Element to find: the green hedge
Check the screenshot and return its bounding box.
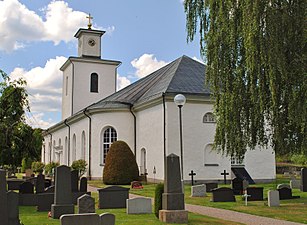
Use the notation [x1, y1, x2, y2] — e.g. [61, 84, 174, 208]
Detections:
[154, 183, 164, 218]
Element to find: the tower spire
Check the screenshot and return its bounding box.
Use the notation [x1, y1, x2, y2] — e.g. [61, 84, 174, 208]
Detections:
[86, 13, 93, 29]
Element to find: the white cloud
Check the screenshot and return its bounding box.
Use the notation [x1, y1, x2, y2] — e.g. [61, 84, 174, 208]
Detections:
[131, 54, 167, 78]
[25, 112, 56, 129]
[0, 0, 115, 52]
[9, 56, 67, 128]
[117, 75, 131, 90]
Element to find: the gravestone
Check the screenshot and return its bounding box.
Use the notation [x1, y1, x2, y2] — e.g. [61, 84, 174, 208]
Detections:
[301, 168, 307, 192]
[189, 170, 196, 186]
[0, 169, 8, 225]
[98, 186, 129, 209]
[126, 197, 152, 214]
[231, 177, 243, 195]
[246, 187, 263, 201]
[35, 174, 45, 193]
[37, 193, 54, 211]
[60, 213, 99, 225]
[268, 190, 279, 207]
[19, 181, 34, 194]
[159, 153, 188, 223]
[78, 194, 95, 214]
[51, 165, 74, 219]
[277, 183, 290, 189]
[212, 187, 236, 202]
[7, 179, 24, 191]
[100, 213, 115, 225]
[45, 185, 55, 193]
[221, 170, 229, 184]
[290, 179, 300, 189]
[80, 177, 87, 192]
[7, 191, 20, 225]
[71, 170, 79, 192]
[277, 187, 300, 200]
[191, 184, 206, 197]
[205, 183, 218, 192]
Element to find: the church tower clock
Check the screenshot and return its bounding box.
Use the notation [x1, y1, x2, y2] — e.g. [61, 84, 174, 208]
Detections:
[60, 15, 121, 120]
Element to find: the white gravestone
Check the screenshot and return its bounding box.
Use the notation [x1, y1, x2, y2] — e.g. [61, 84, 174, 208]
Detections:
[268, 190, 280, 207]
[191, 184, 206, 197]
[127, 197, 152, 214]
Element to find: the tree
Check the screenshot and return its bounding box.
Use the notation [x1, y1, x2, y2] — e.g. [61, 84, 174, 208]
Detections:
[0, 69, 41, 168]
[184, 0, 306, 157]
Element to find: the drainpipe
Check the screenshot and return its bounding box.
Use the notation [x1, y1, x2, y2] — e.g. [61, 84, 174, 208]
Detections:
[64, 119, 71, 165]
[129, 105, 137, 157]
[162, 93, 166, 180]
[46, 130, 52, 163]
[83, 109, 92, 180]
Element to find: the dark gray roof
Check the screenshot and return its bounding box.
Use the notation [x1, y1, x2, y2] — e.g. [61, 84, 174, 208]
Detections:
[88, 55, 209, 110]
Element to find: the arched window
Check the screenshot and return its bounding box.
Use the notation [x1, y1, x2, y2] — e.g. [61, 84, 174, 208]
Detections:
[203, 112, 216, 123]
[140, 148, 147, 175]
[101, 127, 117, 164]
[81, 131, 86, 160]
[90, 73, 98, 93]
[64, 136, 68, 165]
[72, 134, 76, 163]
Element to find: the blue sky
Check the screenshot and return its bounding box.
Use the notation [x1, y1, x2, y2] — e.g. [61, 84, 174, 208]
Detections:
[0, 0, 201, 128]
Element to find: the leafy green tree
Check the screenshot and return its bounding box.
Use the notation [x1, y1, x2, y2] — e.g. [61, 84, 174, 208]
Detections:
[184, 0, 306, 157]
[71, 159, 87, 177]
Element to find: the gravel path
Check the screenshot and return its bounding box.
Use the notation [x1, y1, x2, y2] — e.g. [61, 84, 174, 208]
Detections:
[89, 186, 303, 225]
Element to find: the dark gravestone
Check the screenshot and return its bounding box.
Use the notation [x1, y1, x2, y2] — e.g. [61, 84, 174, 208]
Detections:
[19, 181, 34, 194]
[162, 153, 184, 210]
[278, 187, 293, 200]
[71, 170, 79, 192]
[7, 191, 20, 225]
[98, 186, 129, 209]
[301, 168, 307, 192]
[7, 179, 24, 191]
[0, 169, 8, 225]
[18, 193, 37, 206]
[45, 179, 52, 188]
[231, 177, 243, 195]
[35, 174, 45, 193]
[205, 183, 218, 192]
[80, 177, 88, 192]
[212, 187, 236, 202]
[37, 193, 54, 211]
[78, 194, 95, 214]
[51, 165, 74, 219]
[246, 187, 263, 201]
[189, 170, 196, 186]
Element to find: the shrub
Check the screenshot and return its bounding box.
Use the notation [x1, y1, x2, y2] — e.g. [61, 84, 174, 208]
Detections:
[44, 161, 59, 176]
[21, 158, 32, 173]
[71, 159, 87, 177]
[154, 183, 164, 218]
[31, 161, 45, 174]
[103, 140, 139, 185]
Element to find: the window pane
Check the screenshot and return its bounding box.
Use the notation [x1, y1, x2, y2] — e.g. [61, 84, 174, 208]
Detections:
[90, 73, 98, 92]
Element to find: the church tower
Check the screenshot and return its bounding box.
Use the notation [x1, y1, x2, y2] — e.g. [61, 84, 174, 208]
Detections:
[60, 17, 121, 120]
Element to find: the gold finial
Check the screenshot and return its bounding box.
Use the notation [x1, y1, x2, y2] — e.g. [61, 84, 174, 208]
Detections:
[86, 13, 93, 29]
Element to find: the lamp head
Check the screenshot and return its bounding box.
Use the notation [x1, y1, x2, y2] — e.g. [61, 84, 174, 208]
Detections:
[174, 94, 186, 107]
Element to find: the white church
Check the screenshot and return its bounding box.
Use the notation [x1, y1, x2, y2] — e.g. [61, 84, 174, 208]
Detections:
[42, 25, 276, 183]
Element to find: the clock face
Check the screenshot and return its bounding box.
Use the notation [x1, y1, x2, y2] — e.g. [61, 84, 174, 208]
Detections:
[88, 38, 96, 47]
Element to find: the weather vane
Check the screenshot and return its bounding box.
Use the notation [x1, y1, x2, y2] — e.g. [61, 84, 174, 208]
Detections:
[86, 13, 93, 29]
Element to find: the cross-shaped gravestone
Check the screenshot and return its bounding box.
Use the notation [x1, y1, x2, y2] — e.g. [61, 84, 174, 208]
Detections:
[221, 170, 229, 184]
[242, 190, 251, 206]
[189, 170, 196, 186]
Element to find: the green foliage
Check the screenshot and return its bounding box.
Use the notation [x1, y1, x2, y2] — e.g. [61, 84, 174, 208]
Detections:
[184, 0, 306, 156]
[21, 158, 32, 173]
[71, 159, 87, 177]
[103, 140, 139, 185]
[44, 161, 59, 176]
[290, 153, 307, 165]
[31, 161, 45, 173]
[154, 183, 164, 218]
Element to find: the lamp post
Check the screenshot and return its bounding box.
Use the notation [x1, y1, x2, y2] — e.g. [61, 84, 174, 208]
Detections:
[174, 94, 186, 180]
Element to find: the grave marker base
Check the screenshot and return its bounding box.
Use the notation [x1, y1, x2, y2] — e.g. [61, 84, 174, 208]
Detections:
[51, 204, 74, 219]
[159, 210, 188, 224]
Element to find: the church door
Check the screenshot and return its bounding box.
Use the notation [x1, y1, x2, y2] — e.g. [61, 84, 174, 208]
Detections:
[140, 148, 147, 175]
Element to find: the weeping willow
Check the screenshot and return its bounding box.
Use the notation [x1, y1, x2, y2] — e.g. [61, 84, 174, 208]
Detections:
[184, 0, 306, 157]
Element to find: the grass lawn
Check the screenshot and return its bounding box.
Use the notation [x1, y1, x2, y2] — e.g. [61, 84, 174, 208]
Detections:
[19, 192, 241, 225]
[88, 176, 307, 224]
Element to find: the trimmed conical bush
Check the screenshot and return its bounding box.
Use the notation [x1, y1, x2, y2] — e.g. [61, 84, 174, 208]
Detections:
[103, 140, 139, 185]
